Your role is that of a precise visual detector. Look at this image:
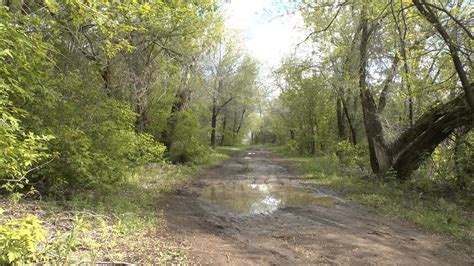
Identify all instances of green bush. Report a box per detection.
[0,8,54,184]
[0,211,47,264]
[128,133,166,164]
[335,140,367,171]
[169,110,211,164]
[285,139,299,153]
[40,86,166,193]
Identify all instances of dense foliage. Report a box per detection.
[0,1,261,262]
[0,0,260,193]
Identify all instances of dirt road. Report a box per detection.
[159,148,472,265]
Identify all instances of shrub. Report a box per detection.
[169,111,211,164]
[0,8,54,188]
[335,140,367,171]
[128,133,166,164]
[0,211,47,264]
[285,139,299,153]
[39,89,166,193]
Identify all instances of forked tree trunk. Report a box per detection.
[389,96,472,179]
[357,7,473,180]
[358,10,387,174]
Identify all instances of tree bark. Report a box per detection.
[220,114,227,146]
[336,96,346,140]
[209,87,234,148]
[392,0,414,126]
[162,65,192,149]
[377,55,399,113]
[390,95,473,179]
[341,96,357,145]
[233,108,246,143]
[210,97,218,148]
[290,129,295,140]
[134,104,148,133]
[100,62,112,96]
[358,9,387,174]
[232,110,238,143]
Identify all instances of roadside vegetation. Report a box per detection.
[0,147,242,264]
[273,143,473,242]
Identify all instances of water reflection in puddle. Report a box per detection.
[200,183,339,215]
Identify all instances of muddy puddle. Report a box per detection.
[200,183,339,215]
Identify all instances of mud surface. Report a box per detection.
[159,148,473,265]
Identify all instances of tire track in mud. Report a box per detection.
[158,148,472,265]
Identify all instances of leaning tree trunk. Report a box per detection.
[389,95,473,179]
[362,93,472,179]
[362,89,472,180]
[356,8,472,179]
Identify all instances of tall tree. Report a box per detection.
[203,38,258,148]
[281,0,473,179]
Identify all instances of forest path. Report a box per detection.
[158,147,472,265]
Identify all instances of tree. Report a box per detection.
[273,0,473,179]
[202,37,258,148]
[0,0,226,192]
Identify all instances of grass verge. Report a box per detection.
[272,146,473,242]
[214,145,247,156]
[0,147,246,264]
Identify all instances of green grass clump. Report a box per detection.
[215,145,247,156]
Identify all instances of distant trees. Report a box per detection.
[202,38,259,148]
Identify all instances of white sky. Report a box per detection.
[222,0,309,93]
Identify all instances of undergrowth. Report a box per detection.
[0,147,243,264]
[272,146,473,242]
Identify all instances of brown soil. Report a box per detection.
[158,147,473,265]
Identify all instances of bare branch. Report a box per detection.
[426,3,474,40]
[297,1,347,46]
